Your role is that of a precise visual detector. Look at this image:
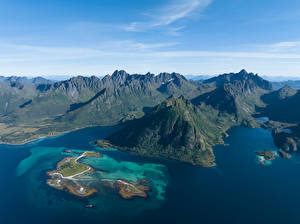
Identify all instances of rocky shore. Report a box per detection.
[46,151,101,197]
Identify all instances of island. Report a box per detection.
[102,178,150,199]
[47,150,151,199]
[46,151,101,197]
[115,179,150,199]
[256,150,276,165]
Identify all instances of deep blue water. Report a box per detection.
[1,126,300,224]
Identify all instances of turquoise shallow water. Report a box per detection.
[13,128,169,218]
[1,126,300,224]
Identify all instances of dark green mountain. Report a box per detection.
[96,96,228,167]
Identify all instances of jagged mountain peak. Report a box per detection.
[239,69,248,75]
[157,72,186,82]
[204,70,272,91]
[111,70,130,83]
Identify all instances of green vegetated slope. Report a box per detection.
[96,70,275,166]
[0,71,206,143]
[96,96,227,167]
[3,68,300,165]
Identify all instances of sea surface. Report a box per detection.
[1,126,300,224]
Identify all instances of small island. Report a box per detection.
[47,151,101,197]
[47,150,153,199]
[115,179,150,199]
[256,150,277,165]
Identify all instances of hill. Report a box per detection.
[96,96,229,167]
[259,86,300,123]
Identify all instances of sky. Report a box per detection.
[1,0,300,77]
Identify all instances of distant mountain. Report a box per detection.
[96,96,227,167]
[0,76,51,115]
[184,75,213,81]
[272,80,300,90]
[0,76,52,85]
[203,70,272,90]
[192,70,272,125]
[262,76,300,82]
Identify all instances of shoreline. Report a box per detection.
[0,124,111,146]
[0,131,68,146]
[46,151,101,197]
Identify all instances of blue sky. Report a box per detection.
[1,0,300,77]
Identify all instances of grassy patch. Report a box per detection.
[59,158,89,177]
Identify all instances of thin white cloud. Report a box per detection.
[258,41,300,53]
[271,41,300,48]
[166,26,185,36]
[109,40,178,50]
[1,43,300,77]
[149,50,300,59]
[0,41,179,63]
[151,0,212,27]
[2,43,300,65]
[123,0,212,32]
[123,22,141,32]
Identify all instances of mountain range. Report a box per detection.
[1,69,299,166]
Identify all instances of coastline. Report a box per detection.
[0,125,109,146]
[0,131,68,146]
[46,151,101,197]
